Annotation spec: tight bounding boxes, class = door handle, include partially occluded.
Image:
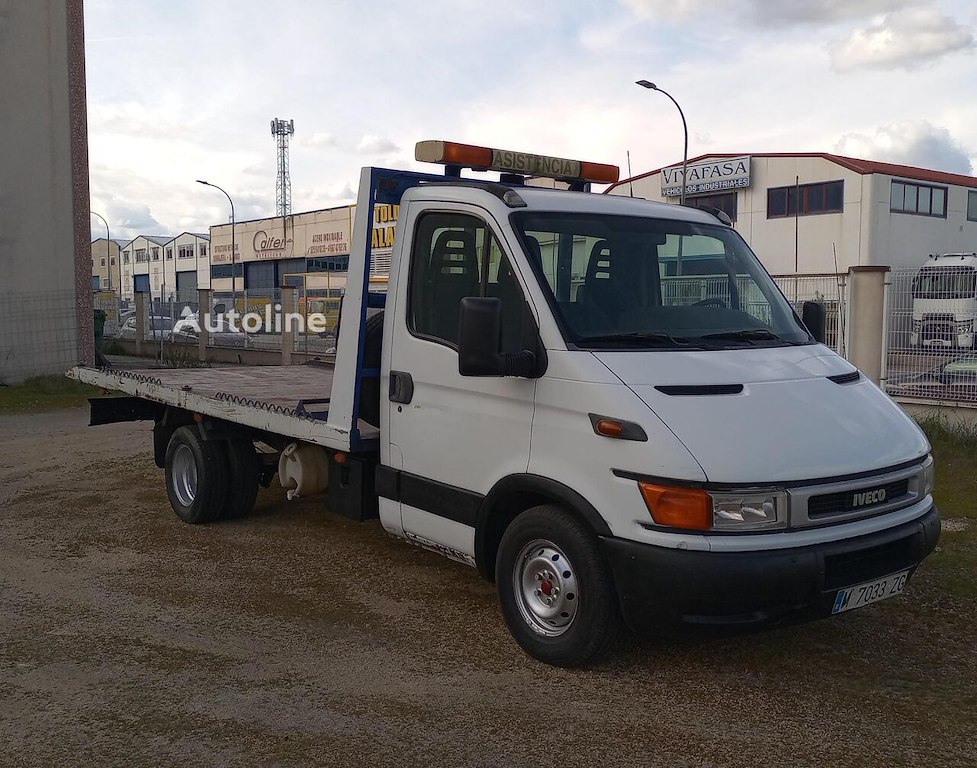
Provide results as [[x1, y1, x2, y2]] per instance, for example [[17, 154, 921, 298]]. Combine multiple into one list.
[[389, 370, 414, 404]]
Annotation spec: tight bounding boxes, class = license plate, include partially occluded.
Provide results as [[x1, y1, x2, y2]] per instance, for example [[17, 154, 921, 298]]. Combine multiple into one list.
[[831, 570, 910, 614]]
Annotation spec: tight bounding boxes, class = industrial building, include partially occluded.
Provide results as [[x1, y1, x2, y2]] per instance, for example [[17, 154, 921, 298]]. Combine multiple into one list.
[[606, 153, 977, 274]]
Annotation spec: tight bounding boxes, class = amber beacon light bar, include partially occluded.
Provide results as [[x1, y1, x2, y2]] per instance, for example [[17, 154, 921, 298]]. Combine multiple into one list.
[[415, 140, 620, 185]]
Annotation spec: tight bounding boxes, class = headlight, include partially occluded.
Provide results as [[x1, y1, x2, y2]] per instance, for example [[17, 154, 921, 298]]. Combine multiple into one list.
[[710, 491, 788, 531], [638, 482, 788, 532], [922, 455, 935, 497]]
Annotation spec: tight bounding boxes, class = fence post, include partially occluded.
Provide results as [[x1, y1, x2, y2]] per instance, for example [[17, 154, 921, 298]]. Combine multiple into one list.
[[846, 266, 890, 384], [198, 288, 210, 363], [135, 291, 146, 357], [281, 286, 295, 366]]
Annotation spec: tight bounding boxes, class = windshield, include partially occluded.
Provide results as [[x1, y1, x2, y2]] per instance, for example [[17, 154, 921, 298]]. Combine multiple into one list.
[[512, 212, 812, 349], [912, 266, 977, 300]]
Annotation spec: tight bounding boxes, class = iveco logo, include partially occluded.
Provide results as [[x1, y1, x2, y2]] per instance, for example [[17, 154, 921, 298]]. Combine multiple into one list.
[[852, 489, 887, 508]]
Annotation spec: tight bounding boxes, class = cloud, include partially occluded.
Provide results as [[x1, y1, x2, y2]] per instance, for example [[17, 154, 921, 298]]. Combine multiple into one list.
[[620, 0, 910, 25], [356, 135, 399, 154], [755, 0, 911, 27], [302, 131, 338, 149], [835, 121, 974, 175], [618, 0, 708, 22], [830, 8, 975, 71]]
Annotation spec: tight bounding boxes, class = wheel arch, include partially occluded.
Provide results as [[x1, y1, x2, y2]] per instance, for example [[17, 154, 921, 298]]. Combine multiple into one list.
[[475, 474, 612, 582]]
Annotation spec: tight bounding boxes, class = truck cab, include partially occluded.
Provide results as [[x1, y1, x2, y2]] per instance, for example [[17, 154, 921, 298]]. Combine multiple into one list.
[[911, 253, 977, 349], [348, 142, 938, 665]]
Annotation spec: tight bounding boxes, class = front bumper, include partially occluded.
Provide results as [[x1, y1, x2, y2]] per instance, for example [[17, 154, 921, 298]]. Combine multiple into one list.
[[599, 504, 940, 632]]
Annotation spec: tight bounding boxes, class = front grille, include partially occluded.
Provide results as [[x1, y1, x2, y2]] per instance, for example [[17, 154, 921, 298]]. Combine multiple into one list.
[[808, 479, 910, 519]]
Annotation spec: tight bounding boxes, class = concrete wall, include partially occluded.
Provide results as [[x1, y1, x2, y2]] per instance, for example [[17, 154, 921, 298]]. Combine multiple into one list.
[[0, 0, 90, 383], [871, 175, 977, 269]]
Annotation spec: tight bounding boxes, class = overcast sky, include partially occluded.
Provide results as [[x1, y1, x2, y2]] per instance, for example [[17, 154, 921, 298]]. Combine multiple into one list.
[[84, 0, 977, 241]]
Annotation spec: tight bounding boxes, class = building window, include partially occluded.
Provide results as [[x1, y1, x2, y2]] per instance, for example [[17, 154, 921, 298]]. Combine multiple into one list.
[[767, 180, 844, 219], [100, 257, 106, 266], [891, 180, 947, 217], [968, 190, 977, 222], [178, 245, 194, 259], [166, 247, 173, 260], [211, 264, 243, 279], [111, 257, 116, 266], [200, 243, 208, 257], [690, 192, 737, 222], [135, 248, 147, 262], [151, 247, 160, 261]]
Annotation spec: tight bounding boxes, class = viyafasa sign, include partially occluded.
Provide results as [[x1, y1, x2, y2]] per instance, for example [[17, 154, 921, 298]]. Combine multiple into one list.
[[661, 156, 751, 197]]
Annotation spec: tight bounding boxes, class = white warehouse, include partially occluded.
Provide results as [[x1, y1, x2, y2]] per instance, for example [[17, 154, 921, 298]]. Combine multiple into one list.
[[606, 153, 977, 274]]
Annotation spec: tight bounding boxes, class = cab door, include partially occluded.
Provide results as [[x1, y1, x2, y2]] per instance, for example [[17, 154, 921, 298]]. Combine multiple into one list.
[[385, 205, 537, 563]]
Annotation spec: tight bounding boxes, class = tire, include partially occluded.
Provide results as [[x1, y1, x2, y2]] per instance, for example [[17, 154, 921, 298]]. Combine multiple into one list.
[[220, 439, 259, 520], [358, 310, 384, 428], [496, 505, 621, 667], [164, 425, 229, 524]]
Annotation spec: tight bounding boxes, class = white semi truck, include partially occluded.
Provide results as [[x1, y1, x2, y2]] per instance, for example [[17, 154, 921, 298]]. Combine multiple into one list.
[[911, 252, 977, 349], [71, 141, 939, 666]]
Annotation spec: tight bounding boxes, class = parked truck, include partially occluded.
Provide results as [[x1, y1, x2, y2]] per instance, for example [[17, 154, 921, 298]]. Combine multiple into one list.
[[71, 140, 940, 666], [911, 252, 977, 349]]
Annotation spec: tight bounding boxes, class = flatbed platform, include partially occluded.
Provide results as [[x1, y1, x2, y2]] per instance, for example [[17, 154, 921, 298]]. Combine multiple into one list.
[[69, 364, 376, 451]]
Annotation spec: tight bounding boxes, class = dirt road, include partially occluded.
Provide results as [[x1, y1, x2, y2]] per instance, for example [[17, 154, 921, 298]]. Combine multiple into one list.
[[1, 409, 974, 767]]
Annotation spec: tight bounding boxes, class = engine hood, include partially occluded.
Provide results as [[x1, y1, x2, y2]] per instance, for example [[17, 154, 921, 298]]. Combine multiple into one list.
[[595, 346, 929, 483]]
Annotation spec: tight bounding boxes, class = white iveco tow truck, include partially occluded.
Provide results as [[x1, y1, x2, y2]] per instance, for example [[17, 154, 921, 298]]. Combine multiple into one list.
[[71, 140, 939, 666]]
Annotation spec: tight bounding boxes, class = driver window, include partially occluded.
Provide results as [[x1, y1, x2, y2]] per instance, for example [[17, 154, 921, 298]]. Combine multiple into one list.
[[408, 211, 530, 351]]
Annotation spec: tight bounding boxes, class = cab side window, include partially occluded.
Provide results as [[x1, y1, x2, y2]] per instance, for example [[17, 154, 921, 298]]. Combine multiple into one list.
[[408, 211, 530, 351]]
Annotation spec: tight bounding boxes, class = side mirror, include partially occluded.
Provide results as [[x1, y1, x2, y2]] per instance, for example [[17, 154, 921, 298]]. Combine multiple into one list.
[[458, 297, 537, 377], [802, 301, 827, 343]]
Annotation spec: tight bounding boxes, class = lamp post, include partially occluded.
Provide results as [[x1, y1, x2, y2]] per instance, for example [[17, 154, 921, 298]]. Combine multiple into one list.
[[636, 80, 689, 206], [196, 179, 236, 308], [91, 211, 111, 290]]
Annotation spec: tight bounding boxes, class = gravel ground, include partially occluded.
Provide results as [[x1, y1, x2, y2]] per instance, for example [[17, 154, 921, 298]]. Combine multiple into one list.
[[1, 409, 975, 768]]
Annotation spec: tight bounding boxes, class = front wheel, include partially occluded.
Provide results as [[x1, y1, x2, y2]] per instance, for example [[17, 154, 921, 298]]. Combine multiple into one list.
[[496, 505, 621, 667]]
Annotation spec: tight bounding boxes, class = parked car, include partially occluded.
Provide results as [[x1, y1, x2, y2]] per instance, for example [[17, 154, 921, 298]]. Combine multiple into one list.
[[888, 354, 977, 399], [114, 315, 175, 341], [169, 316, 253, 348]]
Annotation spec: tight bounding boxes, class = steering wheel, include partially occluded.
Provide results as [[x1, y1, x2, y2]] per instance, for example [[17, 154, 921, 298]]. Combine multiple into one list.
[[692, 297, 727, 308]]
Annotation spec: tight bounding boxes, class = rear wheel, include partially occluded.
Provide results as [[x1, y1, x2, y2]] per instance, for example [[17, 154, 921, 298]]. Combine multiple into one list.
[[496, 505, 621, 667], [221, 439, 259, 519], [164, 425, 228, 524]]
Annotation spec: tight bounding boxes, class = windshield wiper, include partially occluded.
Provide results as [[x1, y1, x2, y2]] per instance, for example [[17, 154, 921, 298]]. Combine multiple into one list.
[[700, 329, 803, 345], [575, 331, 702, 348]]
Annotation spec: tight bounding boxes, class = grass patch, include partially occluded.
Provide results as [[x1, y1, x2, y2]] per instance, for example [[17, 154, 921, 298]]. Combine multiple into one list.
[[0, 374, 100, 412], [917, 416, 977, 521]]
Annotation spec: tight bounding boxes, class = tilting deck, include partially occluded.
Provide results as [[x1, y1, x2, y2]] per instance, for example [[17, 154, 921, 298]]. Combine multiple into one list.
[[69, 364, 376, 451]]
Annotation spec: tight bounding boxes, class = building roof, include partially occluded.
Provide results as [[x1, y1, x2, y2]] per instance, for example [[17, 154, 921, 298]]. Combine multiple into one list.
[[605, 152, 977, 193], [123, 234, 174, 247], [165, 231, 212, 244]]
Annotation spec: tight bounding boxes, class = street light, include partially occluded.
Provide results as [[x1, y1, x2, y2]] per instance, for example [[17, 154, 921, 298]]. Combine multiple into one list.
[[636, 80, 689, 206], [91, 211, 111, 291], [196, 179, 236, 307]]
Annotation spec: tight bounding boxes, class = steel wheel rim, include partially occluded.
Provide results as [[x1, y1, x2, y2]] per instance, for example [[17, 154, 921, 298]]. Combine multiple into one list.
[[513, 538, 579, 637], [171, 443, 198, 507]]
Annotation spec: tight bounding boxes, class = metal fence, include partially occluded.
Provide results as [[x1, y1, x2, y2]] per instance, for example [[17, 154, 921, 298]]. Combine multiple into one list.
[[883, 267, 977, 404], [0, 289, 79, 384], [772, 274, 847, 355]]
